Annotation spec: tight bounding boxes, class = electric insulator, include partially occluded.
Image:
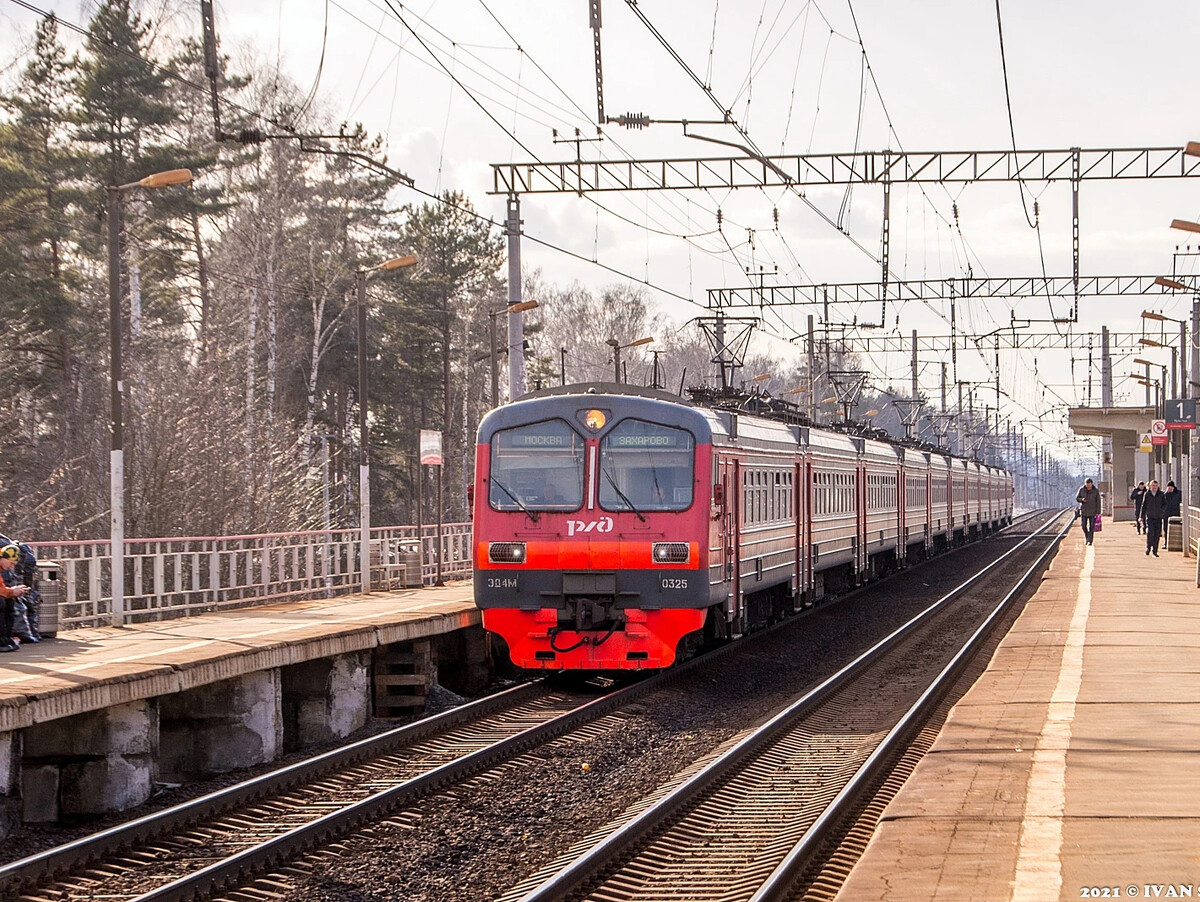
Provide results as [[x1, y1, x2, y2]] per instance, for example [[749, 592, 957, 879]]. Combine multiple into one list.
[[238, 128, 265, 145], [616, 112, 650, 129]]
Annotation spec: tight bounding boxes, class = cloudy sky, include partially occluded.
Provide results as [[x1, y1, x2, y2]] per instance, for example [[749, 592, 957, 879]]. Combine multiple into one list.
[[5, 0, 1200, 456]]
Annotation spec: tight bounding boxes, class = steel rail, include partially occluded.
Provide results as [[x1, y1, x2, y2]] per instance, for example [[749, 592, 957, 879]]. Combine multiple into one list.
[[515, 511, 1063, 902], [748, 511, 1071, 902], [0, 679, 547, 895]]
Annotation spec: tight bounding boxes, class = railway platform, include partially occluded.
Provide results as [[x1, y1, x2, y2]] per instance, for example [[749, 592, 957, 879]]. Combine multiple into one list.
[[837, 517, 1200, 901], [0, 582, 483, 832]]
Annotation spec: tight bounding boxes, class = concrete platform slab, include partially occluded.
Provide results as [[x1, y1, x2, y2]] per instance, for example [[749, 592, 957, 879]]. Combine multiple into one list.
[[0, 583, 479, 732], [836, 518, 1200, 902]]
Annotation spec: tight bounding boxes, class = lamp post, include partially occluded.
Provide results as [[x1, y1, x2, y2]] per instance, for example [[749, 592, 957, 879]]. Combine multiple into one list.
[[356, 254, 418, 595], [606, 336, 654, 383], [1167, 205, 1200, 555], [489, 300, 538, 406], [1134, 371, 1164, 483], [108, 168, 192, 626], [1143, 307, 1190, 493], [1133, 358, 1156, 407]]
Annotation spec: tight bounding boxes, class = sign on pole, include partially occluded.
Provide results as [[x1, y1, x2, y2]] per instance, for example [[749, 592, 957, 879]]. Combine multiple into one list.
[[1140, 432, 1153, 453], [1151, 419, 1169, 446], [1166, 399, 1198, 430], [419, 429, 443, 466]]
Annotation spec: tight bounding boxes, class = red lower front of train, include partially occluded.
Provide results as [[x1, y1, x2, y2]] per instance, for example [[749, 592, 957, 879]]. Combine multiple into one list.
[[482, 607, 707, 670]]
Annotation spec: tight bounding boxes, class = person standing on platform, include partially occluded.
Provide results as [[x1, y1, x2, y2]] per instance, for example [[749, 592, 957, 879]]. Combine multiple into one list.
[[1164, 480, 1183, 549], [1075, 477, 1101, 546], [0, 545, 30, 652], [1130, 481, 1147, 534], [1142, 479, 1167, 556]]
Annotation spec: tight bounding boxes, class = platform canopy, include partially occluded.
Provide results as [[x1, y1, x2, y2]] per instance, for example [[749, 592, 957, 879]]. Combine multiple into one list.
[[1068, 405, 1157, 438]]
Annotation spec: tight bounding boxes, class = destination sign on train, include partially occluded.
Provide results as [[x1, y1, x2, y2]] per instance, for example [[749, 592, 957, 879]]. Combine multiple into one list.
[[611, 433, 692, 448], [502, 431, 575, 448]]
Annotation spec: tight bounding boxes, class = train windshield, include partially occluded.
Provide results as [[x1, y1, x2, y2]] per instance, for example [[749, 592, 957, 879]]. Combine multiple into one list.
[[599, 419, 694, 512], [489, 419, 585, 511]]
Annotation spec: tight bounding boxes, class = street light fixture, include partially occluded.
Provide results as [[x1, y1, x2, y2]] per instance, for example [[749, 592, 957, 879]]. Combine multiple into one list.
[[1153, 278, 1189, 293], [356, 254, 419, 594], [1171, 219, 1200, 234], [108, 167, 193, 626], [606, 336, 654, 383], [489, 300, 539, 405]]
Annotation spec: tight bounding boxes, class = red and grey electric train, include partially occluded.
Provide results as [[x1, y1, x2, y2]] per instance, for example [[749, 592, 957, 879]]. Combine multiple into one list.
[[473, 384, 1013, 671]]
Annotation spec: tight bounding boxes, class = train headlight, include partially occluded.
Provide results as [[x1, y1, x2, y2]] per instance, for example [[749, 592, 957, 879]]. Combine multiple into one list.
[[583, 409, 607, 431], [489, 542, 527, 564], [653, 542, 689, 564]]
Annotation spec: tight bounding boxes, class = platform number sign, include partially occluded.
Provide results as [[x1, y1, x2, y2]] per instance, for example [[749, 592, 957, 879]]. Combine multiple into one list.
[[1150, 419, 1169, 446], [1166, 398, 1198, 429]]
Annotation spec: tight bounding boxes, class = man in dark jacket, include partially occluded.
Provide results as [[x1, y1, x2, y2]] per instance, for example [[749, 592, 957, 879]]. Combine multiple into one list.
[[1075, 478, 1101, 545], [1130, 481, 1147, 534], [1142, 479, 1167, 556], [1164, 480, 1182, 520]]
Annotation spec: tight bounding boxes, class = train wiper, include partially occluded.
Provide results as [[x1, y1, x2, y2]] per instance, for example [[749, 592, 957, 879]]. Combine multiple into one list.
[[490, 477, 540, 523], [602, 465, 647, 522]]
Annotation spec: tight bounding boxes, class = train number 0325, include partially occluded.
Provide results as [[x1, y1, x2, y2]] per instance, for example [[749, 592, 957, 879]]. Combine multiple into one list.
[[661, 578, 688, 589]]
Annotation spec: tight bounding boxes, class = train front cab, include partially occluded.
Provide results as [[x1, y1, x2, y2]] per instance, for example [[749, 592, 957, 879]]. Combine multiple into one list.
[[473, 390, 713, 670]]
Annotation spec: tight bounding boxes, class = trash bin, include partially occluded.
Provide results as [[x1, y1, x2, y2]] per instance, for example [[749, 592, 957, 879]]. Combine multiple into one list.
[[36, 560, 62, 639], [1167, 517, 1184, 552], [402, 550, 423, 588]]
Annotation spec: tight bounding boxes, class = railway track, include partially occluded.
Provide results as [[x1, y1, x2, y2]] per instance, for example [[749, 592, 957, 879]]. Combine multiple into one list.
[[3, 512, 1057, 902], [0, 580, 831, 902], [503, 510, 1068, 902]]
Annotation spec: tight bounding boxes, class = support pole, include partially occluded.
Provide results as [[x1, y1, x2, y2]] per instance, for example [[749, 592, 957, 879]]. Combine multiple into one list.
[[506, 195, 525, 399], [107, 187, 125, 626], [1190, 300, 1200, 557], [356, 271, 372, 594], [880, 158, 891, 327], [489, 312, 499, 406], [1071, 147, 1081, 321], [910, 329, 918, 399], [416, 464, 423, 586], [436, 466, 444, 586], [807, 315, 816, 423], [1101, 325, 1113, 517]]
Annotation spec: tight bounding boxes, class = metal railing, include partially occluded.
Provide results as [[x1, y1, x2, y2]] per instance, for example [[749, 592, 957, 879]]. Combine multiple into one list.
[[30, 524, 473, 631]]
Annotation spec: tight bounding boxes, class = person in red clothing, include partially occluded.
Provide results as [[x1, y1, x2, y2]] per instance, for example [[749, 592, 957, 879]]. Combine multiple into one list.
[[0, 544, 30, 652]]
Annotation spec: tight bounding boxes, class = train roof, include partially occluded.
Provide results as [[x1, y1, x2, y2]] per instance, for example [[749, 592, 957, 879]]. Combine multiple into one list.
[[487, 383, 1007, 472]]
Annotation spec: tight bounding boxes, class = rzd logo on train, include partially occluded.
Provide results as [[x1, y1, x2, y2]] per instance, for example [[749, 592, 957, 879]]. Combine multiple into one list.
[[566, 517, 615, 537]]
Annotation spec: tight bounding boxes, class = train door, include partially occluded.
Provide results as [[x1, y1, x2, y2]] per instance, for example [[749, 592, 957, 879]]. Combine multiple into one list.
[[856, 463, 868, 578], [714, 456, 740, 632], [925, 470, 933, 551], [795, 459, 807, 607]]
